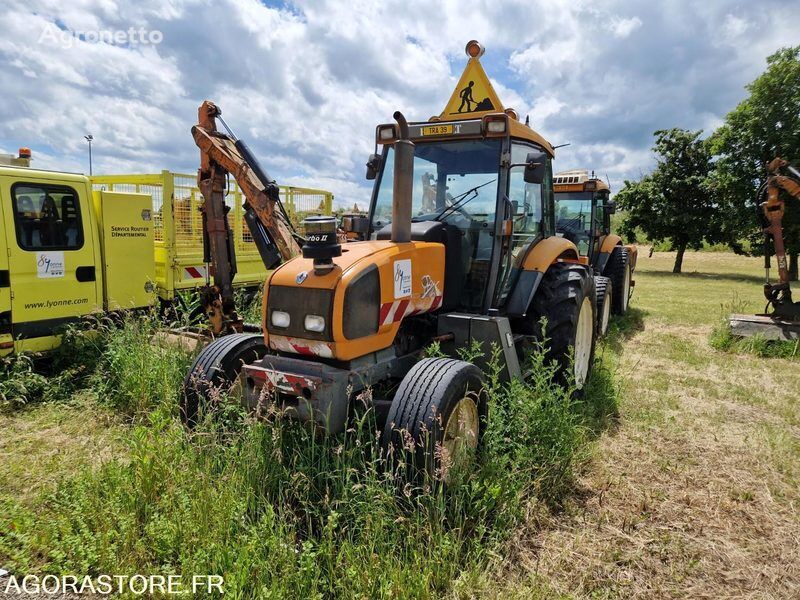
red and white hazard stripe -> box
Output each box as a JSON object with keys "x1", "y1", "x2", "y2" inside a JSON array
[
  {"x1": 379, "y1": 295, "x2": 443, "y2": 326},
  {"x1": 183, "y1": 266, "x2": 208, "y2": 280},
  {"x1": 269, "y1": 334, "x2": 334, "y2": 358}
]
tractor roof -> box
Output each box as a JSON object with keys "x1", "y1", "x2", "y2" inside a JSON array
[
  {"x1": 376, "y1": 41, "x2": 555, "y2": 156},
  {"x1": 554, "y1": 169, "x2": 610, "y2": 193}
]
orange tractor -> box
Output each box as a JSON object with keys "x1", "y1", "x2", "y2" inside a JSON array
[
  {"x1": 554, "y1": 170, "x2": 637, "y2": 335},
  {"x1": 182, "y1": 42, "x2": 599, "y2": 479}
]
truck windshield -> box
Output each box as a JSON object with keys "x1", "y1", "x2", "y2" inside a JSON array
[
  {"x1": 371, "y1": 139, "x2": 502, "y2": 231},
  {"x1": 555, "y1": 191, "x2": 593, "y2": 256}
]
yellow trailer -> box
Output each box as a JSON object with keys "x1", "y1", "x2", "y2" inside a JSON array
[
  {"x1": 90, "y1": 172, "x2": 333, "y2": 301},
  {"x1": 0, "y1": 153, "x2": 333, "y2": 356}
]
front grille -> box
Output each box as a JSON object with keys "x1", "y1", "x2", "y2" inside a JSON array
[{"x1": 266, "y1": 285, "x2": 334, "y2": 341}]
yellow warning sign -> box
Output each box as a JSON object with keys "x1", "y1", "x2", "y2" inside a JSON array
[{"x1": 441, "y1": 56, "x2": 504, "y2": 120}]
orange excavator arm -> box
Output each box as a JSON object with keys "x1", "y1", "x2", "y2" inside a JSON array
[
  {"x1": 761, "y1": 157, "x2": 800, "y2": 318},
  {"x1": 192, "y1": 100, "x2": 301, "y2": 333}
]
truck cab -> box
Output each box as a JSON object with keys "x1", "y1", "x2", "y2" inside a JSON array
[{"x1": 0, "y1": 150, "x2": 154, "y2": 355}]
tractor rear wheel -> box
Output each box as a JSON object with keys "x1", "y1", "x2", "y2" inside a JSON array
[
  {"x1": 607, "y1": 246, "x2": 632, "y2": 314},
  {"x1": 528, "y1": 263, "x2": 597, "y2": 390},
  {"x1": 594, "y1": 275, "x2": 613, "y2": 337},
  {"x1": 381, "y1": 358, "x2": 487, "y2": 484},
  {"x1": 180, "y1": 333, "x2": 267, "y2": 427}
]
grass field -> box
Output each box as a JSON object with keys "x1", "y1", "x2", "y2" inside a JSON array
[{"x1": 1, "y1": 250, "x2": 798, "y2": 598}]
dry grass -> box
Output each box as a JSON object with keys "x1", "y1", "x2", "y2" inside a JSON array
[
  {"x1": 487, "y1": 249, "x2": 800, "y2": 599},
  {"x1": 0, "y1": 398, "x2": 123, "y2": 505}
]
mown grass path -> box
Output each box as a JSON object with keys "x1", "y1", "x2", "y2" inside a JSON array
[{"x1": 498, "y1": 251, "x2": 800, "y2": 599}]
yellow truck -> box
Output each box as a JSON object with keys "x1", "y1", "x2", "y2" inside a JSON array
[{"x1": 0, "y1": 150, "x2": 333, "y2": 356}]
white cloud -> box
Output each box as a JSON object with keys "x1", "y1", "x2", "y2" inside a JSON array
[
  {"x1": 0, "y1": 0, "x2": 797, "y2": 202},
  {"x1": 609, "y1": 16, "x2": 642, "y2": 39}
]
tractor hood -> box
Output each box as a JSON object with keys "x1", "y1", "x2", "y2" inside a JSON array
[{"x1": 262, "y1": 240, "x2": 445, "y2": 361}]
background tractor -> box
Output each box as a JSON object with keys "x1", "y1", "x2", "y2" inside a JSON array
[
  {"x1": 554, "y1": 169, "x2": 637, "y2": 335},
  {"x1": 183, "y1": 41, "x2": 598, "y2": 480}
]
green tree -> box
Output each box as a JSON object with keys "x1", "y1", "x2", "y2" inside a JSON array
[
  {"x1": 709, "y1": 46, "x2": 800, "y2": 279},
  {"x1": 617, "y1": 128, "x2": 716, "y2": 273}
]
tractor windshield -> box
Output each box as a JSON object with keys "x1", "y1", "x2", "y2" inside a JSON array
[
  {"x1": 371, "y1": 139, "x2": 502, "y2": 231},
  {"x1": 370, "y1": 138, "x2": 501, "y2": 309},
  {"x1": 554, "y1": 191, "x2": 593, "y2": 256}
]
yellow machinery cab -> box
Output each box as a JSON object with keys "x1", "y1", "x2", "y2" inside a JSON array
[
  {"x1": 0, "y1": 151, "x2": 155, "y2": 355},
  {"x1": 554, "y1": 169, "x2": 637, "y2": 315}
]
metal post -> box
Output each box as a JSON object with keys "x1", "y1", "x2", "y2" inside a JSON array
[{"x1": 84, "y1": 134, "x2": 93, "y2": 175}]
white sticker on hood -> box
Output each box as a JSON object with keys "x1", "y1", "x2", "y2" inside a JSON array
[{"x1": 393, "y1": 259, "x2": 412, "y2": 298}]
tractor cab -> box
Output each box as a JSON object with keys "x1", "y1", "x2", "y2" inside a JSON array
[
  {"x1": 363, "y1": 41, "x2": 556, "y2": 315},
  {"x1": 553, "y1": 170, "x2": 613, "y2": 266}
]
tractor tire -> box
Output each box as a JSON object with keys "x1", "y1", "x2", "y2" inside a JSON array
[
  {"x1": 594, "y1": 275, "x2": 613, "y2": 337},
  {"x1": 528, "y1": 262, "x2": 596, "y2": 390},
  {"x1": 381, "y1": 358, "x2": 487, "y2": 483},
  {"x1": 606, "y1": 246, "x2": 632, "y2": 315},
  {"x1": 180, "y1": 333, "x2": 267, "y2": 427}
]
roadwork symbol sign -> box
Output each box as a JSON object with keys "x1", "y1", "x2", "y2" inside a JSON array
[{"x1": 441, "y1": 56, "x2": 504, "y2": 119}]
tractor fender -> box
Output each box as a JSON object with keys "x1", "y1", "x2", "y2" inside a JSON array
[
  {"x1": 507, "y1": 237, "x2": 582, "y2": 317},
  {"x1": 624, "y1": 244, "x2": 638, "y2": 270},
  {"x1": 596, "y1": 234, "x2": 623, "y2": 274}
]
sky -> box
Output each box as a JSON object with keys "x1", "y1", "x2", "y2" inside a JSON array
[{"x1": 1, "y1": 0, "x2": 798, "y2": 207}]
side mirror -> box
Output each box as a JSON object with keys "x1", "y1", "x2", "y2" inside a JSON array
[
  {"x1": 604, "y1": 200, "x2": 617, "y2": 214},
  {"x1": 523, "y1": 151, "x2": 547, "y2": 184},
  {"x1": 365, "y1": 154, "x2": 382, "y2": 180}
]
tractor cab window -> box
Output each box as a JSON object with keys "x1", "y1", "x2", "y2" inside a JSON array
[
  {"x1": 371, "y1": 139, "x2": 502, "y2": 230},
  {"x1": 371, "y1": 139, "x2": 502, "y2": 310},
  {"x1": 597, "y1": 192, "x2": 610, "y2": 234},
  {"x1": 494, "y1": 142, "x2": 552, "y2": 306},
  {"x1": 554, "y1": 191, "x2": 593, "y2": 256},
  {"x1": 12, "y1": 184, "x2": 84, "y2": 251}
]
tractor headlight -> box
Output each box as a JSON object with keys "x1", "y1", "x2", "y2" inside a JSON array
[
  {"x1": 304, "y1": 314, "x2": 326, "y2": 332},
  {"x1": 486, "y1": 120, "x2": 506, "y2": 133},
  {"x1": 271, "y1": 310, "x2": 291, "y2": 328}
]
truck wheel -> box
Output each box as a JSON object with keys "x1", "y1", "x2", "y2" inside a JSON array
[
  {"x1": 594, "y1": 276, "x2": 613, "y2": 337},
  {"x1": 180, "y1": 333, "x2": 267, "y2": 427},
  {"x1": 529, "y1": 263, "x2": 596, "y2": 390},
  {"x1": 607, "y1": 246, "x2": 632, "y2": 315},
  {"x1": 381, "y1": 358, "x2": 486, "y2": 483}
]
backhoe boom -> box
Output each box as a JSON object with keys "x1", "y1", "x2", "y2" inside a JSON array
[{"x1": 192, "y1": 100, "x2": 301, "y2": 333}]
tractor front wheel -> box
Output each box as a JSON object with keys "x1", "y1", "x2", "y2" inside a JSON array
[
  {"x1": 381, "y1": 358, "x2": 487, "y2": 484},
  {"x1": 180, "y1": 333, "x2": 267, "y2": 427}
]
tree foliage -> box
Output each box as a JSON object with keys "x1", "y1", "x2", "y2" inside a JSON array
[
  {"x1": 709, "y1": 46, "x2": 800, "y2": 273},
  {"x1": 617, "y1": 128, "x2": 715, "y2": 273}
]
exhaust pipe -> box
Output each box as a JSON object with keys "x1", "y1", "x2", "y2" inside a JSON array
[{"x1": 391, "y1": 111, "x2": 414, "y2": 243}]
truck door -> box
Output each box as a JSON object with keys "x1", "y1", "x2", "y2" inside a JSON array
[
  {"x1": 1, "y1": 176, "x2": 99, "y2": 347},
  {"x1": 0, "y1": 197, "x2": 11, "y2": 355}
]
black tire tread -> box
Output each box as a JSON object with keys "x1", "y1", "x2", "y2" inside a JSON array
[
  {"x1": 181, "y1": 333, "x2": 266, "y2": 426},
  {"x1": 381, "y1": 358, "x2": 485, "y2": 478},
  {"x1": 594, "y1": 275, "x2": 612, "y2": 336},
  {"x1": 527, "y1": 262, "x2": 596, "y2": 386},
  {"x1": 605, "y1": 246, "x2": 630, "y2": 315}
]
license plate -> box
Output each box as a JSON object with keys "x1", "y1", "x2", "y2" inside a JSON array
[{"x1": 421, "y1": 124, "x2": 453, "y2": 136}]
